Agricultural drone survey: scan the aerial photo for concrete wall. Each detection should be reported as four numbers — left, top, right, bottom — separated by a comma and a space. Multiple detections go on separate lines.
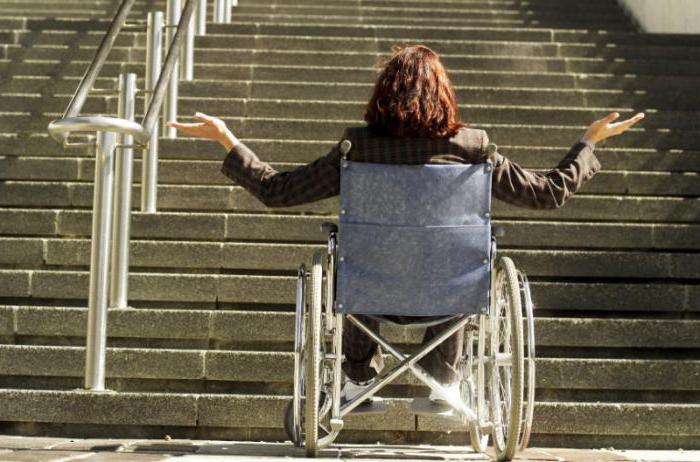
618, 0, 700, 34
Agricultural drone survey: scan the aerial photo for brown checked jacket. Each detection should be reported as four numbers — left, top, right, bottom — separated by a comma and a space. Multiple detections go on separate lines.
220, 126, 601, 210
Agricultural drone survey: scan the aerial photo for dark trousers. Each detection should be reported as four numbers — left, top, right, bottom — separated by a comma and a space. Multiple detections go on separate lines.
341, 315, 464, 385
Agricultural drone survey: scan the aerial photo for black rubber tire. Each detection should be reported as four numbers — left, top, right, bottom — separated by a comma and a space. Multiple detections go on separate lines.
491, 257, 524, 462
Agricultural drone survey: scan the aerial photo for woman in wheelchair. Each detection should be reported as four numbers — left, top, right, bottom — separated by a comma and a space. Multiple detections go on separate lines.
170, 45, 644, 460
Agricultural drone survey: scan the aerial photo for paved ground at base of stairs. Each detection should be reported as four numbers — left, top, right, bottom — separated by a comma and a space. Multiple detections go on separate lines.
0, 436, 698, 462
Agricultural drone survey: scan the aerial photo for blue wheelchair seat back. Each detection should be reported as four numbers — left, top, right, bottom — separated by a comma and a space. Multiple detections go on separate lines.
335, 160, 493, 317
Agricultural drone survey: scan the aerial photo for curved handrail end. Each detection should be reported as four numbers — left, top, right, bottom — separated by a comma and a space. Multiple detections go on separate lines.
48, 116, 147, 145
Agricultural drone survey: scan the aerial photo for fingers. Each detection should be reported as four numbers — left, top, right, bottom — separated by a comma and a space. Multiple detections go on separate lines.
591, 112, 619, 128
610, 112, 646, 134
166, 121, 206, 136
194, 112, 215, 124
167, 121, 199, 129
602, 112, 621, 124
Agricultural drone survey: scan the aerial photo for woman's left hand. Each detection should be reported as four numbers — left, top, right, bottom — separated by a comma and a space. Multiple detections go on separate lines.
167, 112, 239, 151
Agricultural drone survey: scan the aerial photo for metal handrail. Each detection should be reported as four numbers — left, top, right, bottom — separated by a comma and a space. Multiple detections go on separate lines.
47, 0, 199, 145
43, 0, 237, 392
60, 0, 136, 122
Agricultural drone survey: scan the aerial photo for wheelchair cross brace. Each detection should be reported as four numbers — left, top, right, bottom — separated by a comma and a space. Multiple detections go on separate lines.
341, 314, 479, 423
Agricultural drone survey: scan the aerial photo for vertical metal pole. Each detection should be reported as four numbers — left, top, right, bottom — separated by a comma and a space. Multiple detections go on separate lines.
163, 0, 181, 138
224, 0, 232, 23
85, 130, 117, 391
109, 73, 136, 310
181, 7, 195, 81
196, 0, 207, 35
143, 11, 163, 213
215, 0, 225, 23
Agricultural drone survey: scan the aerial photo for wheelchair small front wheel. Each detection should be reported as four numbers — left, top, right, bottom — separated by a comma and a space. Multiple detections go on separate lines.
304, 252, 324, 457
489, 256, 524, 461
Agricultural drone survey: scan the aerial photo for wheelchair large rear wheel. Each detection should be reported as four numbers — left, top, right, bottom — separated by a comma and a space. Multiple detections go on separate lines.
285, 265, 307, 447
304, 252, 324, 457
489, 257, 524, 461
517, 270, 536, 451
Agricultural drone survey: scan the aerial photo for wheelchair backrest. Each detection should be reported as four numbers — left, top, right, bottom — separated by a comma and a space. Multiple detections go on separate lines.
335, 160, 492, 317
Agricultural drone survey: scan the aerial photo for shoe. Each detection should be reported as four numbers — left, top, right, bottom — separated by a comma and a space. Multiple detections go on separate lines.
340, 379, 373, 403
429, 382, 461, 404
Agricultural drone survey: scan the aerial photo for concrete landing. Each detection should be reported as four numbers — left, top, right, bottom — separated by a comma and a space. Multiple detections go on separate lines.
0, 436, 697, 462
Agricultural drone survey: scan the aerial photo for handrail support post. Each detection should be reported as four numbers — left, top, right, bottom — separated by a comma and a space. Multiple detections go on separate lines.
143, 11, 163, 212
163, 0, 181, 138
84, 131, 117, 391
109, 72, 137, 310
181, 5, 195, 81
224, 0, 233, 23
195, 0, 207, 35
215, 0, 225, 23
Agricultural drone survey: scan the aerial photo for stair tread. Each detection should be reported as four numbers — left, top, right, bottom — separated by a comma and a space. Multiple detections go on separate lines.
1, 0, 699, 445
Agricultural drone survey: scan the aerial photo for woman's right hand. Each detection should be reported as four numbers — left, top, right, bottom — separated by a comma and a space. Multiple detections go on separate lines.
583, 112, 645, 144
167, 112, 239, 151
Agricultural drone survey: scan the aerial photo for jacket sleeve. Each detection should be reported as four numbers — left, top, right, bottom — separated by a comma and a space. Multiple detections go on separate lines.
220, 138, 342, 208
482, 130, 601, 209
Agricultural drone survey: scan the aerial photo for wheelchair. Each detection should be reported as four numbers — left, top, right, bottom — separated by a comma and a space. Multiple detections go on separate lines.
283, 157, 536, 461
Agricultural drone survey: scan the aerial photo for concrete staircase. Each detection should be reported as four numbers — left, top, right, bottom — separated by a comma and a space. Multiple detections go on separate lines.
1, 0, 699, 449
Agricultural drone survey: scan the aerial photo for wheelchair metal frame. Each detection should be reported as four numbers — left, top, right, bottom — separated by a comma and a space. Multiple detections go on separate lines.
286, 225, 536, 461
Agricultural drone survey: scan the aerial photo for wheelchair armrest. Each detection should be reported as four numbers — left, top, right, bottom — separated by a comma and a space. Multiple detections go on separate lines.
321, 222, 338, 234
492, 225, 505, 238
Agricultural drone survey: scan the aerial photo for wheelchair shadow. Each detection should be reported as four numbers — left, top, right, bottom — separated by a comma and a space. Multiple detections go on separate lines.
335, 444, 491, 460
192, 441, 490, 460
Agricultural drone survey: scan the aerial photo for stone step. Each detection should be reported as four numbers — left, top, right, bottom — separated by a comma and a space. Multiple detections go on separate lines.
1, 208, 698, 250
220, 15, 629, 32
9, 35, 700, 62
4, 15, 697, 47
0, 26, 539, 49
0, 389, 698, 443
0, 305, 296, 345
6, 49, 700, 78
0, 345, 696, 394
193, 36, 700, 60
3, 31, 698, 69
1, 269, 697, 312
0, 17, 25, 30
3, 305, 699, 349
0, 0, 629, 12
0, 10, 115, 18
5, 30, 140, 48
2, 94, 697, 131
220, 2, 624, 18
0, 113, 688, 152
3, 156, 699, 196
0, 2, 622, 25
3, 134, 699, 173
4, 66, 700, 99
2, 180, 698, 223
0, 9, 630, 30
2, 73, 694, 113
242, 0, 622, 10
2, 236, 698, 279
211, 21, 700, 47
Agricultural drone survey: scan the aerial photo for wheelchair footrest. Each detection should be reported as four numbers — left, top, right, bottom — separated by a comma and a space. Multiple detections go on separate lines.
410, 398, 457, 417
345, 397, 387, 415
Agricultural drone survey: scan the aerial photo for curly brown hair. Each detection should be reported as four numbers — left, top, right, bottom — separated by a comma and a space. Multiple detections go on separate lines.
364, 44, 464, 139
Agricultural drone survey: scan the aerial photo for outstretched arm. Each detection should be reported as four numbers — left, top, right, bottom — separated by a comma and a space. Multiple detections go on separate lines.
486, 112, 645, 209
168, 113, 342, 207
